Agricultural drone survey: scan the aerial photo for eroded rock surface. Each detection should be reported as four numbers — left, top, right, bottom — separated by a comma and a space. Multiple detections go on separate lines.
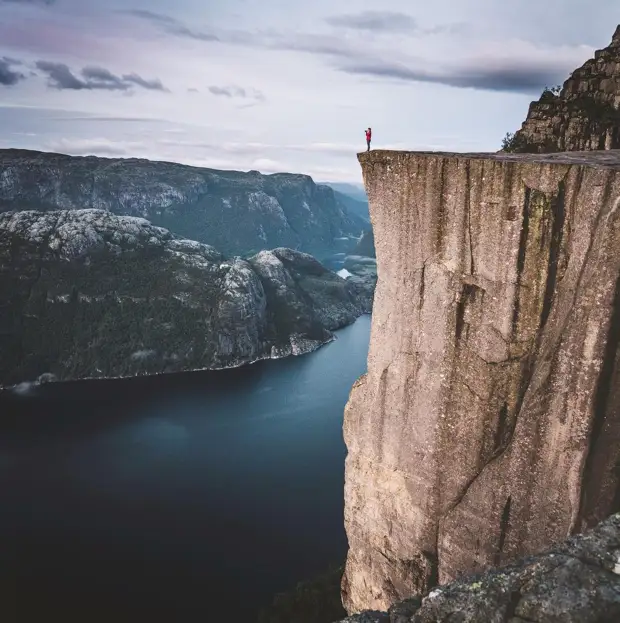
0, 210, 369, 388
342, 149, 620, 613
509, 25, 620, 153
0, 149, 365, 257
337, 513, 620, 622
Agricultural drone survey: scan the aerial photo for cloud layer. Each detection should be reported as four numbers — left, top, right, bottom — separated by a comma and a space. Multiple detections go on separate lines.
0, 0, 616, 181
123, 8, 589, 95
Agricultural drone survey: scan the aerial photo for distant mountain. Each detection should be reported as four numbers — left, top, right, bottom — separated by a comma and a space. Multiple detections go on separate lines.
0, 149, 366, 259
323, 182, 367, 202
0, 210, 372, 388
321, 182, 369, 222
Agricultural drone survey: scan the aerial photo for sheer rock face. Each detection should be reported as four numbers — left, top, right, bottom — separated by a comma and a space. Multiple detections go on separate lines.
511, 25, 620, 153
338, 513, 620, 623
0, 149, 365, 258
342, 150, 620, 613
0, 210, 369, 388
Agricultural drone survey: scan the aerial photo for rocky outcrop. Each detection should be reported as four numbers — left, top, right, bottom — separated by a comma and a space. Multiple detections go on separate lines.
508, 25, 620, 153
354, 230, 376, 258
342, 149, 620, 613
337, 512, 620, 622
0, 210, 370, 388
0, 149, 366, 258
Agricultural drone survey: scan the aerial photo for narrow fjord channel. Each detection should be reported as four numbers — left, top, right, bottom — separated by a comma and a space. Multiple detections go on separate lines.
0, 316, 371, 621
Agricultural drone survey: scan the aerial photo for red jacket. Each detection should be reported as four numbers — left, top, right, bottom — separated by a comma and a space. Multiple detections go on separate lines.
365, 129, 372, 141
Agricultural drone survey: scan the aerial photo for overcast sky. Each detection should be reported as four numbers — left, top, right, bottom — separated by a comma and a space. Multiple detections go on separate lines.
0, 0, 618, 182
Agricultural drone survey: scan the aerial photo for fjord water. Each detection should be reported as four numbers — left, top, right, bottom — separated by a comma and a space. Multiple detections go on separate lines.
1, 316, 371, 622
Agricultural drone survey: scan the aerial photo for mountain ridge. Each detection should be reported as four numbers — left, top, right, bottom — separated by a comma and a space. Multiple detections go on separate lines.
0, 148, 366, 259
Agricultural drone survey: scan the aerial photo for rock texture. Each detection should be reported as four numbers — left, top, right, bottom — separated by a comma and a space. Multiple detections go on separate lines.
509, 25, 620, 153
0, 149, 365, 258
337, 512, 620, 622
342, 149, 620, 613
0, 210, 370, 388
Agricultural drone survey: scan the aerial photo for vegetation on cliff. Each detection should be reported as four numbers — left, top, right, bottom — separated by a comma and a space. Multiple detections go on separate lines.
0, 210, 371, 388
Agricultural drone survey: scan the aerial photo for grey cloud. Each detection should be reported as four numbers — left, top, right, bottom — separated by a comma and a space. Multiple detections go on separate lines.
208, 85, 264, 101
325, 11, 417, 33
0, 57, 25, 86
339, 59, 572, 94
122, 73, 168, 91
36, 61, 95, 89
35, 61, 168, 92
0, 0, 55, 4
122, 9, 219, 42
123, 9, 349, 55
121, 9, 176, 25
324, 11, 468, 36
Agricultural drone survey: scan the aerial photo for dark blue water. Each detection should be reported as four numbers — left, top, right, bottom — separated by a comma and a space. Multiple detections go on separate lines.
0, 316, 370, 622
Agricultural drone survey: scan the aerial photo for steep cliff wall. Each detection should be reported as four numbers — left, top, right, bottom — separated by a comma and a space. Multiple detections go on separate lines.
342, 149, 620, 613
509, 25, 620, 153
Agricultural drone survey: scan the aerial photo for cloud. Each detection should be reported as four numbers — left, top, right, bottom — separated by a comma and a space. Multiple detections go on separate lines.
337, 56, 576, 94
325, 11, 418, 33
122, 9, 565, 95
122, 73, 168, 91
122, 9, 219, 42
35, 61, 169, 92
0, 57, 25, 86
44, 137, 141, 157
0, 0, 55, 4
208, 85, 265, 101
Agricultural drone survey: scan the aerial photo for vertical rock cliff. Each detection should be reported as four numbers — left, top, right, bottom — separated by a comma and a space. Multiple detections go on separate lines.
509, 25, 620, 153
342, 149, 620, 613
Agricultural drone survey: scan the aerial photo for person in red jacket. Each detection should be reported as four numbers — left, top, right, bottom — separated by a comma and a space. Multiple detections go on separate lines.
365, 127, 372, 151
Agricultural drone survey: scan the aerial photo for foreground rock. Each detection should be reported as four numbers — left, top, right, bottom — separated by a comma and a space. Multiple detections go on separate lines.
342, 149, 620, 613
337, 513, 620, 622
0, 149, 366, 258
0, 210, 369, 388
507, 25, 620, 152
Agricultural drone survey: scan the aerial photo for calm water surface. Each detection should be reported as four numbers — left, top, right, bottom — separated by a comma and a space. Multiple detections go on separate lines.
0, 316, 371, 622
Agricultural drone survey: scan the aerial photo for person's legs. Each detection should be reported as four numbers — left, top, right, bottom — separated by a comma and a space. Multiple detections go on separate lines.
367, 140, 370, 151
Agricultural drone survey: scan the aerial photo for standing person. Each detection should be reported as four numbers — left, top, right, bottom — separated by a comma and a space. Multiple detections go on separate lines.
365, 127, 372, 151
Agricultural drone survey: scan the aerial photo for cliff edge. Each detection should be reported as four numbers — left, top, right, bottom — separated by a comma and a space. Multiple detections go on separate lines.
342, 149, 620, 613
